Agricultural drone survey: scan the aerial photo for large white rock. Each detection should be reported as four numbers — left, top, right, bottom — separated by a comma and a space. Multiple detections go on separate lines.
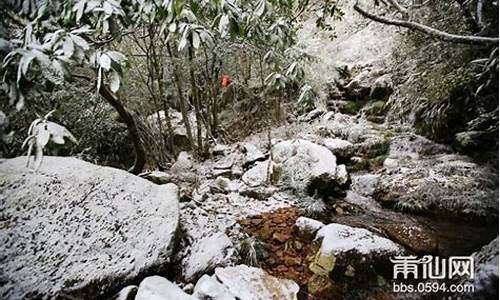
182, 232, 234, 281
213, 265, 300, 300
272, 139, 339, 196
309, 223, 403, 278
0, 157, 180, 299
322, 138, 354, 160
241, 160, 274, 187
316, 223, 402, 256
295, 217, 325, 240
135, 276, 195, 300
192, 274, 235, 300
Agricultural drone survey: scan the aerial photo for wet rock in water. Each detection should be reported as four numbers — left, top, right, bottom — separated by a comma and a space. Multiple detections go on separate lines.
135, 276, 195, 300
374, 154, 498, 219
310, 223, 403, 280
272, 139, 344, 197
351, 174, 380, 197
172, 151, 194, 172
181, 232, 235, 282
111, 285, 138, 300
370, 74, 393, 100
211, 265, 300, 300
140, 170, 173, 184
241, 160, 276, 187
294, 217, 325, 240
379, 223, 438, 254
322, 138, 355, 161
0, 157, 180, 299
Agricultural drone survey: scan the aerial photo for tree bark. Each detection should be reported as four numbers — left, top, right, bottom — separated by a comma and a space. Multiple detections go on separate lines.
167, 43, 194, 150
99, 85, 146, 174
353, 3, 499, 45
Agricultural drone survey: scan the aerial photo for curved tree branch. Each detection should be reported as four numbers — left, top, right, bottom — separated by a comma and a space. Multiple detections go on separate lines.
354, 3, 499, 45
73, 73, 146, 174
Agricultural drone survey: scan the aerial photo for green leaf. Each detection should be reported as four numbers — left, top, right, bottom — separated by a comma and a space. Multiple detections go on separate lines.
36, 126, 50, 148
70, 34, 89, 51
63, 37, 74, 58
192, 31, 200, 49
99, 54, 112, 70
255, 0, 266, 17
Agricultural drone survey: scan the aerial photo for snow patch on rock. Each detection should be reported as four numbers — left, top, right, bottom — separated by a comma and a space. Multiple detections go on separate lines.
316, 223, 402, 256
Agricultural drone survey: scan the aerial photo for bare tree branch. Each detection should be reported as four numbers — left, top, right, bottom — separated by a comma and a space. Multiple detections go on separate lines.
386, 0, 409, 18
354, 3, 499, 45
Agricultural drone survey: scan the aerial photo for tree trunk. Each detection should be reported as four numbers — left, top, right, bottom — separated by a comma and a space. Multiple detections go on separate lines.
99, 85, 146, 174
167, 43, 194, 150
189, 47, 203, 155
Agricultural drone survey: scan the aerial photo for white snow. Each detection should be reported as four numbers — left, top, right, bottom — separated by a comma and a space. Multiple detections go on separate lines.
295, 216, 325, 236
316, 223, 402, 256
182, 232, 234, 281
192, 274, 235, 300
213, 265, 299, 300
135, 276, 195, 300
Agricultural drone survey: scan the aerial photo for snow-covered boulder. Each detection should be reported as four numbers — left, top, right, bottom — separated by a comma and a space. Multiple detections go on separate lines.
136, 276, 195, 300
375, 154, 498, 219
240, 142, 266, 167
294, 217, 325, 240
309, 223, 402, 279
172, 151, 194, 172
192, 275, 235, 300
272, 139, 343, 197
388, 133, 452, 160
241, 160, 275, 187
0, 157, 180, 299
351, 174, 380, 197
182, 233, 235, 281
211, 265, 299, 300
335, 164, 350, 187
322, 138, 355, 161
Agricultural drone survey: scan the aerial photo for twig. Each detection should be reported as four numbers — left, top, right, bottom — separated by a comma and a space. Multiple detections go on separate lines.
353, 3, 499, 45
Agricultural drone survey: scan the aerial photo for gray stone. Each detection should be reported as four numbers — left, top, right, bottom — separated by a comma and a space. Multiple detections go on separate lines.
351, 174, 380, 197
0, 157, 180, 299
240, 143, 266, 167
172, 151, 194, 172
140, 170, 173, 184
322, 138, 355, 160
